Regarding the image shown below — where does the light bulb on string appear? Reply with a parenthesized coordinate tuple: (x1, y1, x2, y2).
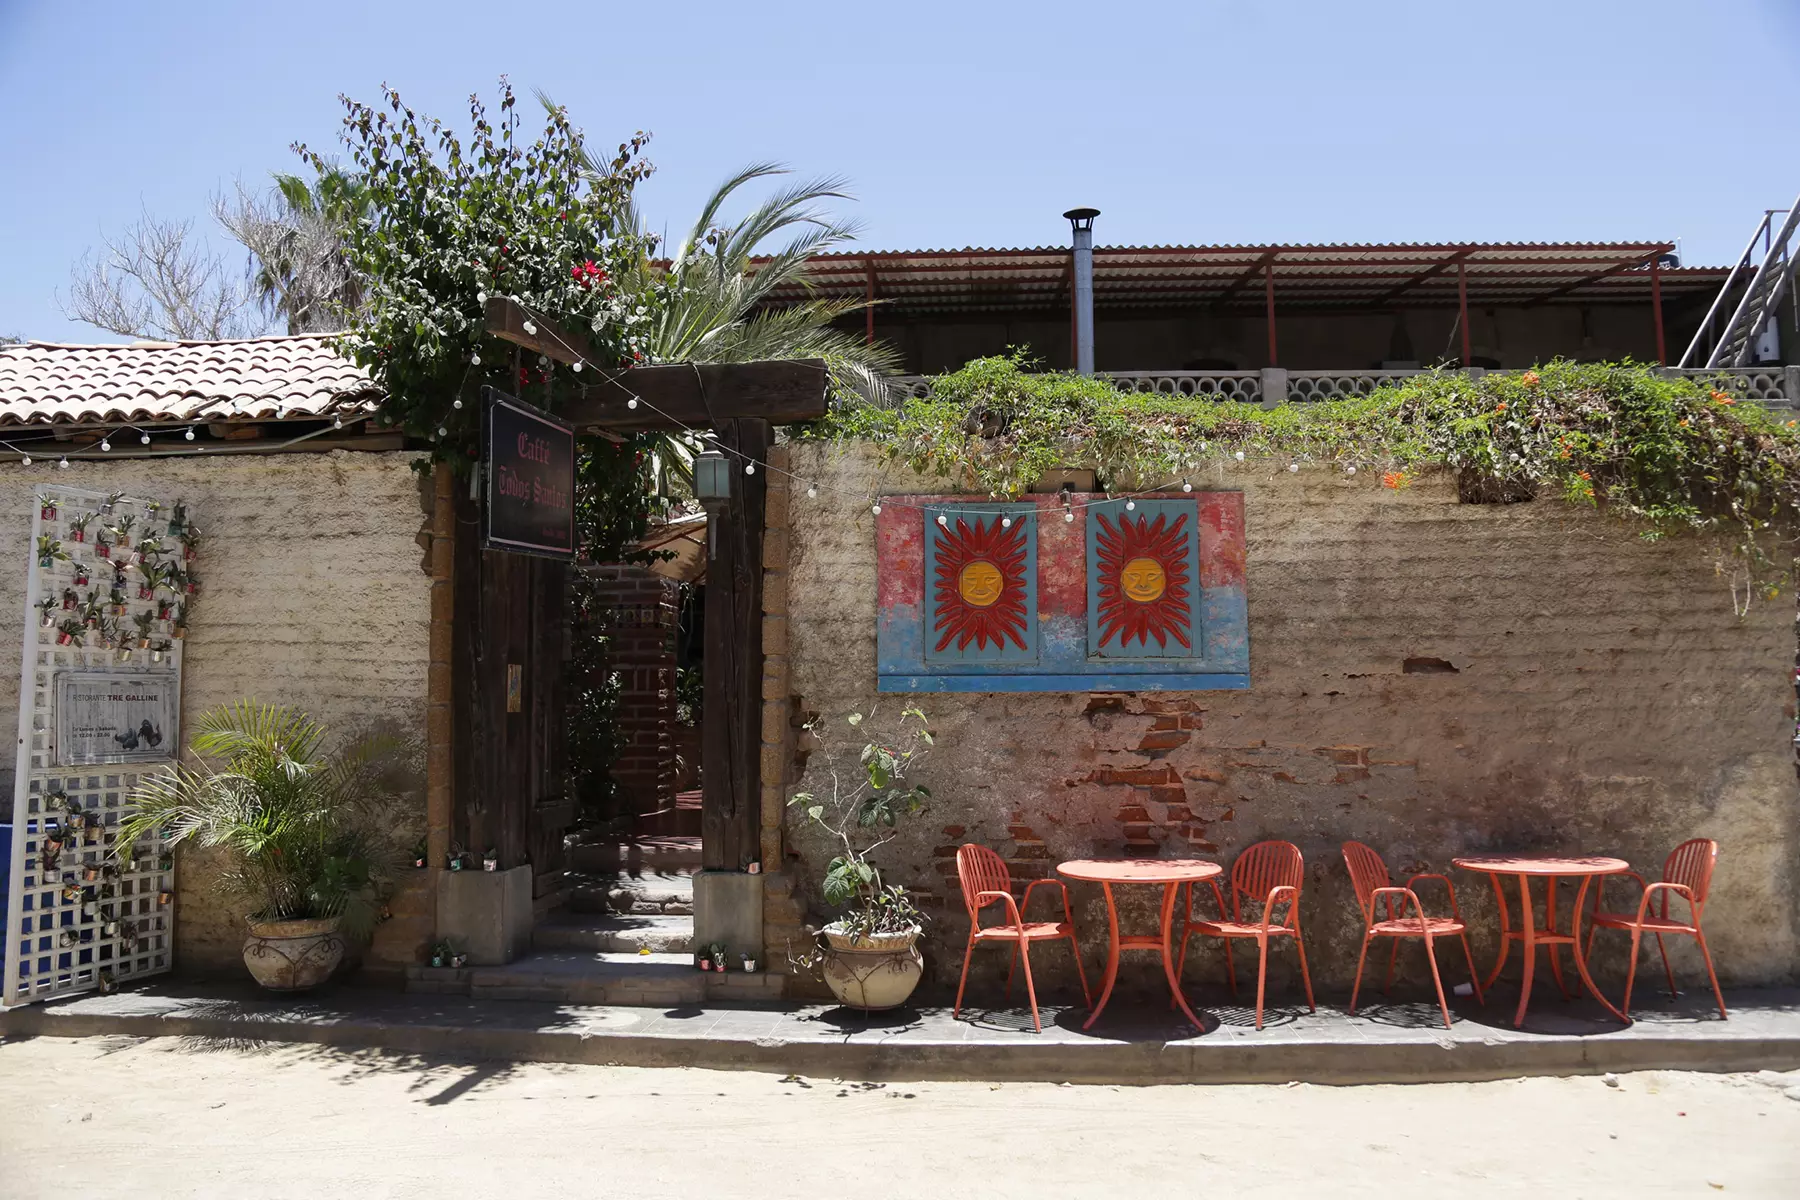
(1233, 450, 1245, 461)
(185, 427, 196, 441)
(538, 355, 549, 366)
(806, 485, 817, 498)
(1288, 462, 1299, 473)
(936, 514, 948, 526)
(477, 291, 487, 304)
(58, 457, 68, 470)
(1346, 465, 1356, 475)
(333, 417, 343, 430)
(1064, 510, 1075, 523)
(100, 439, 111, 452)
(1000, 516, 1012, 528)
(571, 361, 582, 373)
(1182, 480, 1193, 492)
(627, 398, 638, 409)
(870, 503, 882, 515)
(453, 398, 463, 409)
(522, 321, 537, 335)
(745, 462, 755, 475)
(1125, 500, 1136, 511)
(471, 353, 481, 366)
(20, 455, 29, 466)
(140, 432, 151, 445)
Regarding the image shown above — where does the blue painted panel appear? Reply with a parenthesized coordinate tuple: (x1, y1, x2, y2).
(1086, 499, 1203, 659)
(922, 504, 1038, 664)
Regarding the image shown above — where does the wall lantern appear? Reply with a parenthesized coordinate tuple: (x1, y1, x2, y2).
(694, 448, 731, 504)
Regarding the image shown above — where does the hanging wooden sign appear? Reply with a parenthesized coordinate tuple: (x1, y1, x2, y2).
(484, 386, 576, 559)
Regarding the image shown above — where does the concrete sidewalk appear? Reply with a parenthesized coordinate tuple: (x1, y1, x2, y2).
(3, 980, 1796, 1085)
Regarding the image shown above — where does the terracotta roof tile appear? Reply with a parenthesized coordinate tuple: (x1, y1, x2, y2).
(0, 335, 380, 428)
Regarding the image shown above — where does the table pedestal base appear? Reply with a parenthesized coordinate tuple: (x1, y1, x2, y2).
(1084, 882, 1205, 1033)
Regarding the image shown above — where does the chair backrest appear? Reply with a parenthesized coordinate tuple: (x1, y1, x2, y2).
(1341, 841, 1392, 922)
(1231, 840, 1305, 919)
(1662, 838, 1719, 912)
(955, 844, 1012, 922)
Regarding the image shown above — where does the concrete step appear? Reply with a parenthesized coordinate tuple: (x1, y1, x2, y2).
(567, 837, 702, 874)
(534, 913, 695, 954)
(407, 949, 783, 1008)
(566, 869, 694, 916)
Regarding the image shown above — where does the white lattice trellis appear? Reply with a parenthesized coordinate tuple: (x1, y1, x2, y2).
(4, 485, 195, 1007)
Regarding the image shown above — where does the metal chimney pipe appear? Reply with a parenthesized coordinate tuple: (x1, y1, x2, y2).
(1065, 207, 1100, 375)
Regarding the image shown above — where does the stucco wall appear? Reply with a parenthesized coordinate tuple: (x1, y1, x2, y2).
(1, 451, 434, 978)
(780, 442, 1800, 1001)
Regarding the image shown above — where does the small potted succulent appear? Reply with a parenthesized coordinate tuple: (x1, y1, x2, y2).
(171, 601, 189, 640)
(95, 533, 111, 561)
(411, 841, 428, 869)
(150, 640, 171, 664)
(696, 948, 713, 972)
(37, 597, 58, 628)
(708, 942, 729, 972)
(429, 938, 454, 968)
(40, 498, 58, 522)
(741, 950, 758, 973)
(166, 503, 187, 537)
(73, 563, 89, 587)
(181, 526, 201, 562)
(99, 492, 123, 516)
(36, 534, 65, 569)
(133, 611, 155, 649)
(68, 512, 91, 543)
(55, 619, 82, 647)
(482, 847, 499, 872)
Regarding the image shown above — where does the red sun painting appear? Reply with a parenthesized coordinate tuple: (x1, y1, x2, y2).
(1094, 510, 1193, 651)
(931, 516, 1030, 653)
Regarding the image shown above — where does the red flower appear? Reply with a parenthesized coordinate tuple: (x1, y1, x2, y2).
(518, 367, 532, 386)
(1522, 370, 1541, 386)
(572, 265, 584, 280)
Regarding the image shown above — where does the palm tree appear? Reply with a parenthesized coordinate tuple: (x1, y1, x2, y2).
(544, 94, 901, 405)
(214, 167, 367, 334)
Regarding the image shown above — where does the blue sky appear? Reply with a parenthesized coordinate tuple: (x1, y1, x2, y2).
(1, 0, 1797, 342)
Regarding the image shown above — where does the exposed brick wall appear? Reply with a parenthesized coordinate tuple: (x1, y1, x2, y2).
(580, 565, 677, 824)
(758, 447, 809, 973)
(781, 443, 1800, 1001)
(0, 452, 433, 980)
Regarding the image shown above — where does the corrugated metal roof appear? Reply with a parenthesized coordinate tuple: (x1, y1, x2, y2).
(765, 241, 1727, 315)
(0, 335, 379, 428)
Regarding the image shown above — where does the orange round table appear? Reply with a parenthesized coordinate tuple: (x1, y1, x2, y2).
(1057, 858, 1222, 1032)
(1452, 854, 1632, 1027)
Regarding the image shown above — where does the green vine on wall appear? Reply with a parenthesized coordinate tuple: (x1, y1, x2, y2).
(813, 353, 1800, 597)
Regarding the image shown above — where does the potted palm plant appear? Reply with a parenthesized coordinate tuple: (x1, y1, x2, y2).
(115, 701, 406, 992)
(789, 706, 933, 1011)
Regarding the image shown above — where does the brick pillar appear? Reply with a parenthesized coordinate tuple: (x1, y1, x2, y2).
(584, 565, 679, 825)
(759, 446, 808, 971)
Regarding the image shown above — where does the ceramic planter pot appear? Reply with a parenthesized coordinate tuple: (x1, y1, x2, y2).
(819, 925, 924, 1011)
(242, 916, 345, 992)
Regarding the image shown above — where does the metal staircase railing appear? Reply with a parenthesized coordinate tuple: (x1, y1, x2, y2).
(1680, 196, 1800, 368)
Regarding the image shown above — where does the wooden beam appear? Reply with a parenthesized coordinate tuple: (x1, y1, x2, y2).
(484, 295, 602, 367)
(1523, 248, 1671, 308)
(565, 360, 829, 432)
(1374, 246, 1474, 307)
(701, 417, 770, 871)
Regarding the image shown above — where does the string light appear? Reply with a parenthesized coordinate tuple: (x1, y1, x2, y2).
(936, 514, 948, 526)
(1181, 480, 1193, 492)
(1000, 516, 1012, 528)
(333, 417, 343, 429)
(1287, 462, 1299, 473)
(452, 398, 464, 409)
(522, 320, 537, 335)
(57, 457, 68, 470)
(184, 427, 196, 441)
(806, 485, 817, 498)
(100, 439, 111, 452)
(140, 432, 151, 445)
(1064, 510, 1075, 523)
(571, 361, 582, 373)
(477, 291, 487, 304)
(744, 462, 755, 475)
(1233, 450, 1245, 461)
(626, 398, 638, 409)
(1125, 500, 1136, 511)
(20, 455, 29, 466)
(1345, 465, 1356, 474)
(470, 353, 481, 366)
(870, 503, 881, 515)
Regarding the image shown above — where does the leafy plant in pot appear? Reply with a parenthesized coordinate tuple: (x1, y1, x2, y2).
(115, 701, 407, 992)
(789, 706, 933, 1011)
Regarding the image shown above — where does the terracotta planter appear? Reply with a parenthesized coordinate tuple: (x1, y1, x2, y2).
(819, 924, 924, 1011)
(242, 916, 345, 992)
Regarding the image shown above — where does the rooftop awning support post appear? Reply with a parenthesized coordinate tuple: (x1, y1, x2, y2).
(1264, 260, 1278, 367)
(864, 258, 876, 348)
(1065, 208, 1099, 375)
(1458, 260, 1473, 367)
(1651, 256, 1666, 365)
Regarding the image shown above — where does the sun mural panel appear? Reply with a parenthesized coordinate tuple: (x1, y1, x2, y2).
(875, 493, 1247, 692)
(1086, 499, 1202, 659)
(923, 505, 1038, 663)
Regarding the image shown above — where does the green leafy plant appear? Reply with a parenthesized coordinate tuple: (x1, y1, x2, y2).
(790, 706, 933, 939)
(115, 701, 409, 940)
(814, 353, 1800, 597)
(299, 79, 657, 462)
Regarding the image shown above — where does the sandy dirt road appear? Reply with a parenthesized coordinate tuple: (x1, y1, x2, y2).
(1, 1036, 1797, 1198)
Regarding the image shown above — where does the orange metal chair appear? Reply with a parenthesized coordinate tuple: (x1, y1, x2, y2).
(1175, 840, 1315, 1029)
(1584, 838, 1727, 1019)
(952, 844, 1091, 1033)
(1342, 841, 1484, 1029)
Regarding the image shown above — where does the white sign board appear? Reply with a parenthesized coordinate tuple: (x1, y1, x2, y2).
(53, 671, 180, 765)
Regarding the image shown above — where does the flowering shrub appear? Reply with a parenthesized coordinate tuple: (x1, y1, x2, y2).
(298, 80, 662, 461)
(816, 353, 1800, 593)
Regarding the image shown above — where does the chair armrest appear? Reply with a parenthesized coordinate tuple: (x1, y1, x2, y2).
(1021, 879, 1073, 923)
(1637, 881, 1697, 924)
(1590, 869, 1650, 920)
(1368, 886, 1428, 933)
(1406, 873, 1463, 920)
(1259, 885, 1299, 932)
(974, 889, 1026, 930)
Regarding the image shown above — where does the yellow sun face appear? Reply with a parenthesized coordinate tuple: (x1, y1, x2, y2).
(1120, 556, 1166, 603)
(958, 560, 1004, 608)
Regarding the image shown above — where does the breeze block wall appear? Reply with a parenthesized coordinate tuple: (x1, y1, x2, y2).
(779, 441, 1800, 1001)
(0, 451, 434, 980)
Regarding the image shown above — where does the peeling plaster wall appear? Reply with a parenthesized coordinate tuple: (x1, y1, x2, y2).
(0, 452, 434, 979)
(781, 442, 1800, 1001)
